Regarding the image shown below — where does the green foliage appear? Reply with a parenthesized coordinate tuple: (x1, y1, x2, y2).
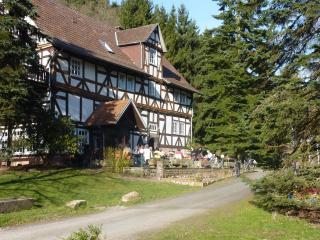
(119, 0, 153, 29)
(140, 200, 320, 240)
(248, 0, 320, 166)
(0, 0, 46, 148)
(64, 225, 103, 240)
(0, 169, 195, 227)
(193, 1, 263, 160)
(27, 111, 79, 156)
(251, 166, 320, 212)
(103, 147, 130, 173)
(60, 0, 120, 26)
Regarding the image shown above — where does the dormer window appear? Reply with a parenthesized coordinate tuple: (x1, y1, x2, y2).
(149, 48, 157, 66)
(71, 58, 81, 76)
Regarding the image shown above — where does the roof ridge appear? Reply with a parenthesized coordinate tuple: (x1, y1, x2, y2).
(118, 23, 158, 32)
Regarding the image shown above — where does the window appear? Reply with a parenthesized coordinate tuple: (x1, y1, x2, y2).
(149, 81, 156, 97)
(173, 121, 179, 135)
(149, 123, 157, 132)
(118, 74, 126, 90)
(71, 58, 81, 76)
(174, 90, 180, 102)
(149, 48, 157, 65)
(75, 128, 89, 154)
(173, 121, 185, 135)
(180, 93, 187, 104)
(180, 122, 185, 135)
(127, 76, 134, 92)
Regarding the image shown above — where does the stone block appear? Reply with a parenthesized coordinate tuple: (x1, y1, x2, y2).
(0, 198, 35, 213)
(66, 200, 87, 209)
(121, 191, 140, 203)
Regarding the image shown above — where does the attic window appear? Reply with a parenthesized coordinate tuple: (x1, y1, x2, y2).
(99, 40, 114, 53)
(149, 48, 157, 66)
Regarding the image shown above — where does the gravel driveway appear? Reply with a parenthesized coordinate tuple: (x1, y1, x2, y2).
(0, 171, 265, 240)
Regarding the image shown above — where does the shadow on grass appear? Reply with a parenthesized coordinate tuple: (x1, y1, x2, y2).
(0, 169, 108, 206)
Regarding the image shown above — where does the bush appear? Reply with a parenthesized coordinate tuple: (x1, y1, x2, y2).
(251, 166, 320, 213)
(102, 147, 130, 173)
(63, 225, 103, 240)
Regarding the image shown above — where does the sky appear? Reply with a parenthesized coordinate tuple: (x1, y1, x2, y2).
(114, 0, 222, 32)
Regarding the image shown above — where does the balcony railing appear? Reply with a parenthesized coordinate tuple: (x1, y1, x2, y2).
(28, 70, 49, 83)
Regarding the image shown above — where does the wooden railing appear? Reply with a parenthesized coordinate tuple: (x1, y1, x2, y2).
(28, 70, 49, 83)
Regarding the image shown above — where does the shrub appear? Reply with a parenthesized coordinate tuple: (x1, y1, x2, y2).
(102, 147, 130, 173)
(251, 166, 320, 212)
(63, 225, 103, 240)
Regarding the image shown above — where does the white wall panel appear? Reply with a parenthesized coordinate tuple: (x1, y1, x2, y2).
(166, 136, 171, 145)
(108, 90, 115, 99)
(70, 78, 80, 87)
(128, 93, 134, 100)
(118, 91, 124, 99)
(166, 116, 172, 134)
(100, 87, 107, 96)
(86, 82, 95, 92)
(186, 124, 191, 136)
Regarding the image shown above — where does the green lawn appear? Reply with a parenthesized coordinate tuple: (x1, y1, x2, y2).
(0, 169, 196, 227)
(139, 200, 320, 240)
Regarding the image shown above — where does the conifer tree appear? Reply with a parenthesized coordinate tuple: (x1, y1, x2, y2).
(193, 0, 265, 161)
(0, 0, 46, 150)
(119, 0, 153, 29)
(250, 0, 320, 165)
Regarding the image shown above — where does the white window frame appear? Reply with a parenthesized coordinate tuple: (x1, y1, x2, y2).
(173, 121, 179, 135)
(149, 48, 157, 66)
(70, 58, 82, 77)
(149, 123, 157, 132)
(180, 122, 185, 135)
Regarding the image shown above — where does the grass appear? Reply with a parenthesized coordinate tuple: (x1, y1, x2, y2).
(139, 199, 320, 240)
(0, 168, 196, 227)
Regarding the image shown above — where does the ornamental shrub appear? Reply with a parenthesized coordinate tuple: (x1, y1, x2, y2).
(251, 166, 320, 212)
(64, 225, 103, 240)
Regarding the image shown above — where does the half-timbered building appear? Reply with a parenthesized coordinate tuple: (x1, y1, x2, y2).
(24, 0, 199, 156)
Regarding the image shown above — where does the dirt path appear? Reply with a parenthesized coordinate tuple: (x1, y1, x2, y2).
(0, 171, 266, 240)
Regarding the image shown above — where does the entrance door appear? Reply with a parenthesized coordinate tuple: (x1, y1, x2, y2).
(92, 132, 103, 160)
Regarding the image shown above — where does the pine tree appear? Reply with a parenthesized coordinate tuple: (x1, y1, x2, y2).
(0, 0, 46, 150)
(171, 4, 200, 84)
(119, 0, 153, 29)
(193, 0, 266, 161)
(250, 0, 320, 166)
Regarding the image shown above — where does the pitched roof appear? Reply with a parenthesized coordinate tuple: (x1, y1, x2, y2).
(32, 0, 142, 73)
(86, 99, 146, 129)
(116, 24, 158, 46)
(162, 58, 200, 93)
(32, 0, 198, 93)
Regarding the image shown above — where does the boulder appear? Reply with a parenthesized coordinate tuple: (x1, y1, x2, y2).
(121, 191, 140, 203)
(0, 198, 35, 213)
(66, 200, 87, 209)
